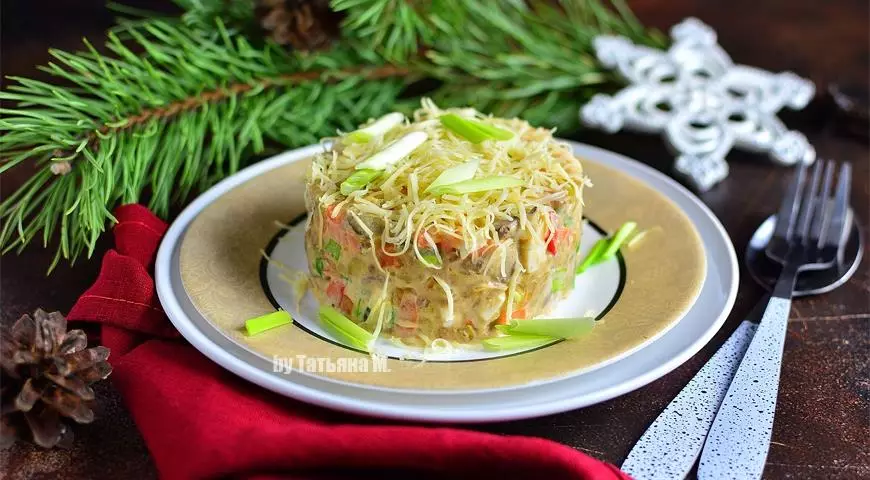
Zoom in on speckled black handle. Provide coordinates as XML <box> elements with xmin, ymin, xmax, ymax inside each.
<box><xmin>697</xmin><ymin>296</ymin><xmax>792</xmax><ymax>479</ymax></box>
<box><xmin>622</xmin><ymin>321</ymin><xmax>757</xmax><ymax>480</ymax></box>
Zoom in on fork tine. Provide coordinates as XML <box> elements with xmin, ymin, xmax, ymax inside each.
<box><xmin>773</xmin><ymin>162</ymin><xmax>807</xmax><ymax>243</ymax></box>
<box><xmin>825</xmin><ymin>162</ymin><xmax>852</xmax><ymax>248</ymax></box>
<box><xmin>796</xmin><ymin>159</ymin><xmax>824</xmax><ymax>242</ymax></box>
<box><xmin>810</xmin><ymin>160</ymin><xmax>835</xmax><ymax>246</ymax></box>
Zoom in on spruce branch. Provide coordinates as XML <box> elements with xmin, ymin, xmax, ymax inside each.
<box><xmin>1</xmin><ymin>18</ymin><xmax>409</xmax><ymax>270</ymax></box>
<box><xmin>1</xmin><ymin>0</ymin><xmax>663</xmax><ymax>270</ymax></box>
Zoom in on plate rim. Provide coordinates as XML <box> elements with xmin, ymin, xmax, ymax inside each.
<box><xmin>155</xmin><ymin>141</ymin><xmax>738</xmax><ymax>422</ymax></box>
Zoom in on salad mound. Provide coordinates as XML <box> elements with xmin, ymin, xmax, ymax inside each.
<box><xmin>304</xmin><ymin>100</ymin><xmax>587</xmax><ymax>346</ymax></box>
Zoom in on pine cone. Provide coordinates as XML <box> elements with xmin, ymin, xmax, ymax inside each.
<box><xmin>255</xmin><ymin>0</ymin><xmax>342</xmax><ymax>51</ymax></box>
<box><xmin>0</xmin><ymin>309</ymin><xmax>112</xmax><ymax>449</ymax></box>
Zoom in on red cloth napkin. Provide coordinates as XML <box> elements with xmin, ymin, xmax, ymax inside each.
<box><xmin>67</xmin><ymin>204</ymin><xmax>630</xmax><ymax>480</ymax></box>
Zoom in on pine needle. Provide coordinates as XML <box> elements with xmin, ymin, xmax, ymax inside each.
<box><xmin>0</xmin><ymin>0</ymin><xmax>664</xmax><ymax>270</ymax></box>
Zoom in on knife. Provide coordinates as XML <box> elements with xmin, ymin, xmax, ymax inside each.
<box><xmin>621</xmin><ymin>319</ymin><xmax>759</xmax><ymax>479</ymax></box>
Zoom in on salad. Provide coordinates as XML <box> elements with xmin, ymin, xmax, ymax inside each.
<box><xmin>304</xmin><ymin>100</ymin><xmax>588</xmax><ymax>347</ymax></box>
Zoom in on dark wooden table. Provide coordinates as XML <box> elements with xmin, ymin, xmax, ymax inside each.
<box><xmin>2</xmin><ymin>1</ymin><xmax>868</xmax><ymax>478</ymax></box>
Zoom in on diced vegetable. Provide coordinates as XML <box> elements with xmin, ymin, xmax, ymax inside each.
<box><xmin>482</xmin><ymin>334</ymin><xmax>557</xmax><ymax>351</ymax></box>
<box><xmin>326</xmin><ymin>280</ymin><xmax>345</xmax><ymax>303</ymax></box>
<box><xmin>600</xmin><ymin>221</ymin><xmax>637</xmax><ymax>259</ymax></box>
<box><xmin>398</xmin><ymin>292</ymin><xmax>419</xmax><ymax>323</ymax></box>
<box><xmin>498</xmin><ymin>303</ymin><xmax>527</xmax><ymax>324</ymax></box>
<box><xmin>377</xmin><ymin>250</ymin><xmax>401</xmax><ymax>268</ymax></box>
<box><xmin>576</xmin><ymin>238</ymin><xmax>607</xmax><ymax>274</ymax></box>
<box><xmin>324</xmin><ymin>239</ymin><xmax>342</xmax><ymax>261</ymax></box>
<box><xmin>346</xmin><ymin>112</ymin><xmax>405</xmax><ymax>143</ymax></box>
<box><xmin>547</xmin><ymin>227</ymin><xmax>572</xmax><ymax>255</ymax></box>
<box><xmin>425</xmin><ymin>158</ymin><xmax>480</xmax><ymax>193</ymax></box>
<box><xmin>355</xmin><ymin>131</ymin><xmax>428</xmax><ymax>170</ymax></box>
<box><xmin>551</xmin><ymin>268</ymin><xmax>571</xmax><ymax>293</ymax></box>
<box><xmin>503</xmin><ymin>316</ymin><xmax>595</xmax><ymax>339</ymax></box>
<box><xmin>245</xmin><ymin>310</ymin><xmax>293</xmax><ymax>336</ymax></box>
<box><xmin>339</xmin><ymin>295</ymin><xmax>354</xmax><ymax>315</ymax></box>
<box><xmin>319</xmin><ymin>305</ymin><xmax>374</xmax><ymax>351</ymax></box>
<box><xmin>420</xmin><ymin>250</ymin><xmax>442</xmax><ymax>267</ymax></box>
<box><xmin>340</xmin><ymin>169</ymin><xmax>381</xmax><ymax>195</ymax></box>
<box><xmin>314</xmin><ymin>257</ymin><xmax>325</xmax><ymax>276</ymax></box>
<box><xmin>430</xmin><ymin>176</ymin><xmax>523</xmax><ymax>195</ymax></box>
<box><xmin>439</xmin><ymin>114</ymin><xmax>514</xmax><ymax>143</ymax></box>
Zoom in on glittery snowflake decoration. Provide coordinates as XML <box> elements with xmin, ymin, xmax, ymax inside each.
<box><xmin>581</xmin><ymin>18</ymin><xmax>816</xmax><ymax>191</ymax></box>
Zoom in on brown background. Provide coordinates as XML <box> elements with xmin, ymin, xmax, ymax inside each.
<box><xmin>1</xmin><ymin>0</ymin><xmax>868</xmax><ymax>478</ymax></box>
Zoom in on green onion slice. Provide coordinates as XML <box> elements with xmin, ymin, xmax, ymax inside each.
<box><xmin>439</xmin><ymin>114</ymin><xmax>514</xmax><ymax>143</ymax></box>
<box><xmin>439</xmin><ymin>114</ymin><xmax>490</xmax><ymax>143</ymax></box>
<box><xmin>470</xmin><ymin>120</ymin><xmax>514</xmax><ymax>140</ymax></box>
<box><xmin>431</xmin><ymin>176</ymin><xmax>523</xmax><ymax>195</ymax></box>
<box><xmin>600</xmin><ymin>221</ymin><xmax>637</xmax><ymax>259</ymax></box>
<box><xmin>425</xmin><ymin>158</ymin><xmax>480</xmax><ymax>193</ymax></box>
<box><xmin>340</xmin><ymin>169</ymin><xmax>381</xmax><ymax>195</ymax></box>
<box><xmin>576</xmin><ymin>238</ymin><xmax>607</xmax><ymax>274</ymax></box>
<box><xmin>420</xmin><ymin>250</ymin><xmax>442</xmax><ymax>267</ymax></box>
<box><xmin>319</xmin><ymin>305</ymin><xmax>374</xmax><ymax>352</ymax></box>
<box><xmin>346</xmin><ymin>112</ymin><xmax>404</xmax><ymax>143</ymax></box>
<box><xmin>314</xmin><ymin>257</ymin><xmax>325</xmax><ymax>276</ymax></box>
<box><xmin>355</xmin><ymin>131</ymin><xmax>427</xmax><ymax>170</ymax></box>
<box><xmin>504</xmin><ymin>316</ymin><xmax>595</xmax><ymax>339</ymax></box>
<box><xmin>482</xmin><ymin>334</ymin><xmax>558</xmax><ymax>351</ymax></box>
<box><xmin>245</xmin><ymin>310</ymin><xmax>293</xmax><ymax>336</ymax></box>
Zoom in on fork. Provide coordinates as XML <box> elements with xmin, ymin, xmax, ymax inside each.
<box><xmin>697</xmin><ymin>159</ymin><xmax>852</xmax><ymax>479</ymax></box>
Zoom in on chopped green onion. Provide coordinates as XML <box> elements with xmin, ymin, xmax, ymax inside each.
<box><xmin>425</xmin><ymin>158</ymin><xmax>480</xmax><ymax>193</ymax></box>
<box><xmin>355</xmin><ymin>131</ymin><xmax>428</xmax><ymax>170</ymax></box>
<box><xmin>324</xmin><ymin>239</ymin><xmax>341</xmax><ymax>261</ymax></box>
<box><xmin>504</xmin><ymin>317</ymin><xmax>595</xmax><ymax>339</ymax></box>
<box><xmin>314</xmin><ymin>257</ymin><xmax>325</xmax><ymax>276</ymax></box>
<box><xmin>431</xmin><ymin>176</ymin><xmax>523</xmax><ymax>195</ymax></box>
<box><xmin>439</xmin><ymin>114</ymin><xmax>490</xmax><ymax>143</ymax></box>
<box><xmin>346</xmin><ymin>112</ymin><xmax>404</xmax><ymax>143</ymax></box>
<box><xmin>482</xmin><ymin>334</ymin><xmax>558</xmax><ymax>351</ymax></box>
<box><xmin>600</xmin><ymin>221</ymin><xmax>637</xmax><ymax>259</ymax></box>
<box><xmin>319</xmin><ymin>305</ymin><xmax>374</xmax><ymax>351</ymax></box>
<box><xmin>551</xmin><ymin>276</ymin><xmax>564</xmax><ymax>292</ymax></box>
<box><xmin>576</xmin><ymin>238</ymin><xmax>607</xmax><ymax>274</ymax></box>
<box><xmin>494</xmin><ymin>324</ymin><xmax>512</xmax><ymax>334</ymax></box>
<box><xmin>439</xmin><ymin>114</ymin><xmax>514</xmax><ymax>143</ymax></box>
<box><xmin>340</xmin><ymin>169</ymin><xmax>381</xmax><ymax>195</ymax></box>
<box><xmin>420</xmin><ymin>250</ymin><xmax>442</xmax><ymax>267</ymax></box>
<box><xmin>245</xmin><ymin>310</ymin><xmax>293</xmax><ymax>336</ymax></box>
<box><xmin>469</xmin><ymin>120</ymin><xmax>514</xmax><ymax>140</ymax></box>
<box><xmin>346</xmin><ymin>131</ymin><xmax>374</xmax><ymax>144</ymax></box>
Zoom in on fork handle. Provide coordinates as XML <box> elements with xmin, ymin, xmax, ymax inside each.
<box><xmin>698</xmin><ymin>266</ymin><xmax>797</xmax><ymax>479</ymax></box>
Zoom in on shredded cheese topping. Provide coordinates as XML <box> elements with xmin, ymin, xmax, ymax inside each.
<box><xmin>307</xmin><ymin>99</ymin><xmax>586</xmax><ymax>266</ymax></box>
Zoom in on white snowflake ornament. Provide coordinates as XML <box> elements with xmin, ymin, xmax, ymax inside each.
<box><xmin>581</xmin><ymin>17</ymin><xmax>816</xmax><ymax>191</ymax></box>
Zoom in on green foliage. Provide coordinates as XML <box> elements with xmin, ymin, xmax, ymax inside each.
<box><xmin>0</xmin><ymin>0</ymin><xmax>663</xmax><ymax>270</ymax></box>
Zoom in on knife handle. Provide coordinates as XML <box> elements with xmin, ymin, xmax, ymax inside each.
<box><xmin>698</xmin><ymin>296</ymin><xmax>792</xmax><ymax>479</ymax></box>
<box><xmin>621</xmin><ymin>321</ymin><xmax>757</xmax><ymax>480</ymax></box>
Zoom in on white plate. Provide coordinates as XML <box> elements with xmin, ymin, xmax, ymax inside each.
<box><xmin>155</xmin><ymin>141</ymin><xmax>738</xmax><ymax>422</ymax></box>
